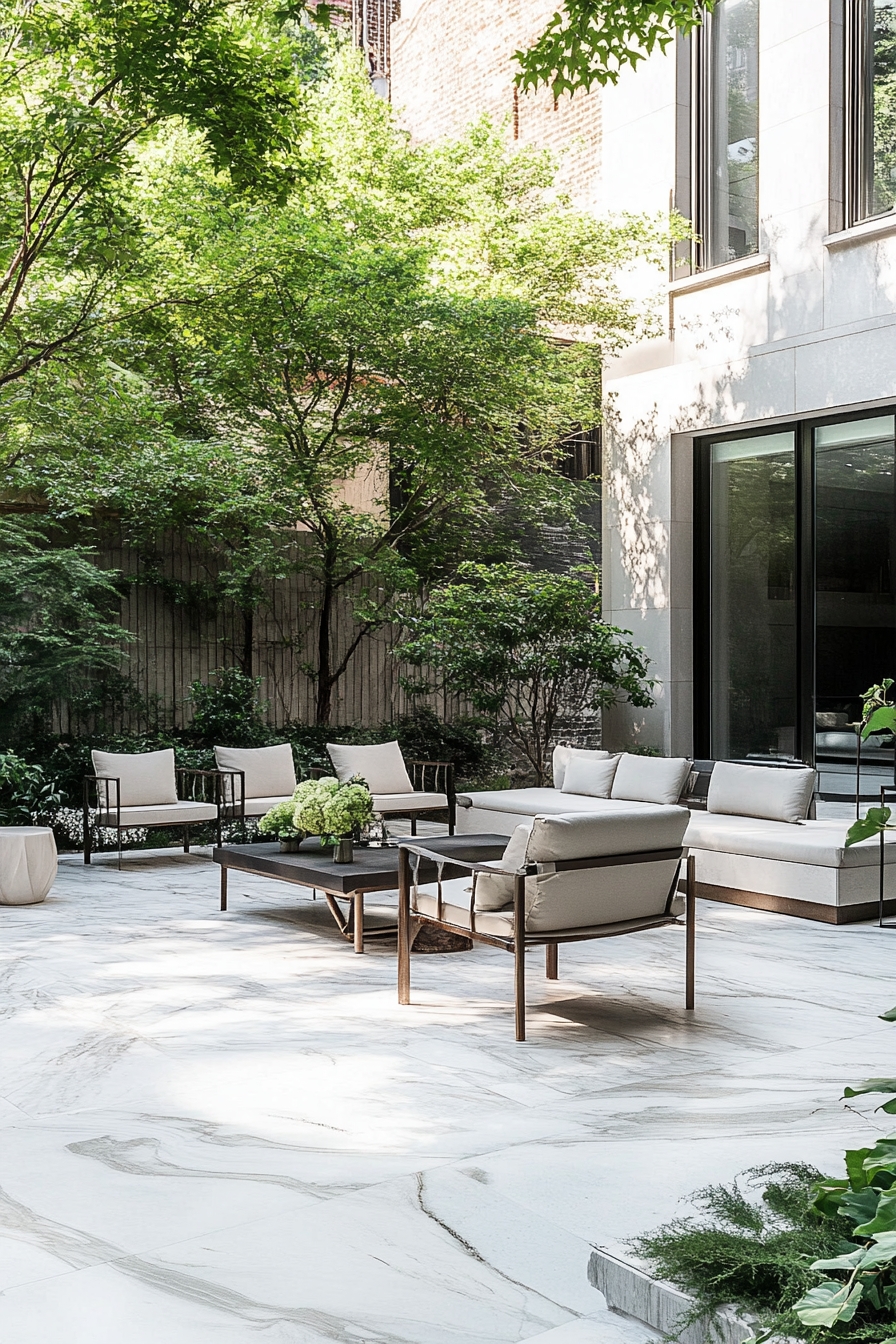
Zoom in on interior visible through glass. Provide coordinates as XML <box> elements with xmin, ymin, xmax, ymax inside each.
<box><xmin>707</xmin><ymin>0</ymin><xmax>760</xmax><ymax>266</ymax></box>
<box><xmin>815</xmin><ymin>416</ymin><xmax>896</xmax><ymax>800</ymax></box>
<box><xmin>710</xmin><ymin>431</ymin><xmax>796</xmax><ymax>761</ymax></box>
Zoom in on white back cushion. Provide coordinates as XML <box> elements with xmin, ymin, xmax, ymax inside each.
<box><xmin>327</xmin><ymin>741</ymin><xmax>413</xmax><ymax>794</ymax></box>
<box><xmin>561</xmin><ymin>753</ymin><xmax>619</xmax><ymax>798</ymax></box>
<box><xmin>214</xmin><ymin>744</ymin><xmax>296</xmax><ymax>801</ymax></box>
<box><xmin>552</xmin><ymin>745</ymin><xmax>610</xmax><ymax>790</ymax></box>
<box><xmin>92</xmin><ymin>748</ymin><xmax>177</xmax><ymax>807</ymax></box>
<box><xmin>610</xmin><ymin>754</ymin><xmax>691</xmax><ymax>806</ymax></box>
<box><xmin>707</xmin><ymin>761</ymin><xmax>815</xmax><ymax>824</ymax></box>
<box><xmin>471</xmin><ymin>807</ymin><xmax>688</xmax><ymax>914</ymax></box>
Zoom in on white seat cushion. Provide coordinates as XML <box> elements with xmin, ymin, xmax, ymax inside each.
<box><xmin>372</xmin><ymin>791</ymin><xmax>448</xmax><ymax>813</ymax></box>
<box><xmin>92</xmin><ymin>748</ymin><xmax>177</xmax><ymax>806</ymax></box>
<box><xmin>684</xmin><ymin>812</ymin><xmax>896</xmax><ymax>868</ymax></box>
<box><xmin>214</xmin><ymin>745</ymin><xmax>296</xmax><ymax>803</ymax></box>
<box><xmin>96</xmin><ymin>801</ymin><xmax>218</xmax><ymax>827</ymax></box>
<box><xmin>552</xmin><ymin>745</ymin><xmax>611</xmax><ymax>790</ymax></box>
<box><xmin>411</xmin><ymin>878</ymin><xmax>683</xmax><ymax>937</ymax></box>
<box><xmin>225</xmin><ymin>794</ymin><xmax>295</xmax><ymax>818</ymax></box>
<box><xmin>706</xmin><ymin>761</ymin><xmax>815</xmax><ymax>824</ymax></box>
<box><xmin>456</xmin><ymin>788</ymin><xmax>665</xmax><ymax>819</ymax></box>
<box><xmin>327</xmin><ymin>741</ymin><xmax>413</xmax><ymax>794</ymax></box>
<box><xmin>610</xmin><ymin>754</ymin><xmax>691</xmax><ymax>806</ymax></box>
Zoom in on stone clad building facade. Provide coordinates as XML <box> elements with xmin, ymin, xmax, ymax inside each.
<box><xmin>389</xmin><ymin>0</ymin><xmax>896</xmax><ymax>805</ymax></box>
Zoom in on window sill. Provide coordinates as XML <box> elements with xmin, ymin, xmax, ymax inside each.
<box><xmin>668</xmin><ymin>253</ymin><xmax>770</xmax><ymax>297</ymax></box>
<box><xmin>824</xmin><ymin>212</ymin><xmax>896</xmax><ymax>248</ymax></box>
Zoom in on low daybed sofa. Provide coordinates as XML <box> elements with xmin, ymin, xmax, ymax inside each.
<box><xmin>457</xmin><ymin>748</ymin><xmax>896</xmax><ymax>924</ymax></box>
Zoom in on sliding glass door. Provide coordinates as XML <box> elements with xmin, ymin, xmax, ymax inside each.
<box><xmin>697</xmin><ymin>412</ymin><xmax>896</xmax><ymax>798</ymax></box>
<box><xmin>707</xmin><ymin>431</ymin><xmax>797</xmax><ymax>760</ymax></box>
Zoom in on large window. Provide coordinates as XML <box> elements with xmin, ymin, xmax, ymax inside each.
<box><xmin>847</xmin><ymin>0</ymin><xmax>896</xmax><ymax>223</ymax></box>
<box><xmin>696</xmin><ymin>0</ymin><xmax>760</xmax><ymax>268</ymax></box>
<box><xmin>696</xmin><ymin>413</ymin><xmax>896</xmax><ymax>801</ymax></box>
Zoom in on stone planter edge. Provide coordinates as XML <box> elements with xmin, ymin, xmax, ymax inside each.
<box><xmin>588</xmin><ymin>1246</ymin><xmax>767</xmax><ymax>1344</ymax></box>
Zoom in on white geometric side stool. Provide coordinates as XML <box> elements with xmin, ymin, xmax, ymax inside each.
<box><xmin>0</xmin><ymin>827</ymin><xmax>58</xmax><ymax>905</ymax></box>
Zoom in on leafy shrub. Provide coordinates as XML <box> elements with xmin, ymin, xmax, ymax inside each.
<box><xmin>635</xmin><ymin>1007</ymin><xmax>896</xmax><ymax>1344</ymax></box>
<box><xmin>0</xmin><ymin>751</ymin><xmax>63</xmax><ymax>824</ymax></box>
<box><xmin>187</xmin><ymin>668</ymin><xmax>272</xmax><ymax>748</ymax></box>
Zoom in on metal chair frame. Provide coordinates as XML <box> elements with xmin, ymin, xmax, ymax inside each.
<box><xmin>398</xmin><ymin>841</ymin><xmax>696</xmax><ymax>1041</ymax></box>
<box><xmin>83</xmin><ymin>768</ymin><xmax>223</xmax><ymax>867</ymax></box>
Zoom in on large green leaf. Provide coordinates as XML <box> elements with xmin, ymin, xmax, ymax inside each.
<box><xmin>855</xmin><ymin>1189</ymin><xmax>896</xmax><ymax>1234</ymax></box>
<box><xmin>844</xmin><ymin>1081</ymin><xmax>896</xmax><ymax>1099</ymax></box>
<box><xmin>810</xmin><ymin>1177</ymin><xmax>850</xmax><ymax>1216</ymax></box>
<box><xmin>845</xmin><ymin>807</ymin><xmax>892</xmax><ymax>846</ymax></box>
<box><xmin>863</xmin><ymin>705</ymin><xmax>896</xmax><ymax>739</ymax></box>
<box><xmin>880</xmin><ymin>1006</ymin><xmax>896</xmax><ymax>1022</ymax></box>
<box><xmin>793</xmin><ymin>1279</ymin><xmax>864</xmax><ymax>1326</ymax></box>
<box><xmin>840</xmin><ymin>1187</ymin><xmax>882</xmax><ymax>1227</ymax></box>
<box><xmin>844</xmin><ymin>1147</ymin><xmax>874</xmax><ymax>1186</ymax></box>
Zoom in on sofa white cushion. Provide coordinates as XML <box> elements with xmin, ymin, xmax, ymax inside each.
<box><xmin>684</xmin><ymin>812</ymin><xmax>896</xmax><ymax>868</ymax></box>
<box><xmin>456</xmin><ymin>788</ymin><xmax>664</xmax><ymax>819</ymax></box>
<box><xmin>610</xmin><ymin>754</ymin><xmax>691</xmax><ymax>806</ymax></box>
<box><xmin>92</xmin><ymin>748</ymin><xmax>177</xmax><ymax>807</ymax></box>
<box><xmin>561</xmin><ymin>753</ymin><xmax>619</xmax><ymax>798</ymax></box>
<box><xmin>327</xmin><ymin>741</ymin><xmax>413</xmax><ymax>794</ymax></box>
<box><xmin>707</xmin><ymin>761</ymin><xmax>815</xmax><ymax>824</ymax></box>
<box><xmin>214</xmin><ymin>744</ymin><xmax>296</xmax><ymax>803</ymax></box>
<box><xmin>227</xmin><ymin>794</ymin><xmax>295</xmax><ymax>818</ymax></box>
<box><xmin>412</xmin><ymin>880</ymin><xmax>680</xmax><ymax>938</ymax></box>
<box><xmin>552</xmin><ymin>745</ymin><xmax>611</xmax><ymax>790</ymax></box>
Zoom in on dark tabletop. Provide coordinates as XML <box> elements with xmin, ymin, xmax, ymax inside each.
<box><xmin>212</xmin><ymin>834</ymin><xmax>509</xmax><ymax>895</ymax></box>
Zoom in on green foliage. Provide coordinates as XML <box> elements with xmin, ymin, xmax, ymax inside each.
<box><xmin>0</xmin><ymin>0</ymin><xmax>319</xmax><ymax>398</ymax></box>
<box><xmin>187</xmin><ymin>668</ymin><xmax>272</xmax><ymax>748</ymax></box>
<box><xmin>258</xmin><ymin>794</ymin><xmax>304</xmax><ymax>841</ymax></box>
<box><xmin>394</xmin><ymin>563</ymin><xmax>653</xmax><ymax>784</ymax></box>
<box><xmin>845</xmin><ymin>683</ymin><xmax>896</xmax><ymax>847</ymax></box>
<box><xmin>514</xmin><ymin>0</ymin><xmax>716</xmax><ymax>97</ymax></box>
<box><xmin>637</xmin><ymin>1009</ymin><xmax>896</xmax><ymax>1344</ymax></box>
<box><xmin>0</xmin><ymin>750</ymin><xmax>62</xmax><ymax>824</ymax></box>
<box><xmin>292</xmin><ymin>776</ymin><xmax>372</xmax><ymax>844</ymax></box>
<box><xmin>0</xmin><ymin>517</ymin><xmax>129</xmax><ymax>743</ymax></box>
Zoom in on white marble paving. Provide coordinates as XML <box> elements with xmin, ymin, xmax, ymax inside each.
<box><xmin>0</xmin><ymin>843</ymin><xmax>893</xmax><ymax>1341</ymax></box>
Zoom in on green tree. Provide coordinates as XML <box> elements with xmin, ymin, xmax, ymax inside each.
<box><xmin>394</xmin><ymin>563</ymin><xmax>654</xmax><ymax>785</ymax></box>
<box><xmin>515</xmin><ymin>0</ymin><xmax>716</xmax><ymax>97</ymax></box>
<box><xmin>0</xmin><ymin>0</ymin><xmax>320</xmax><ymax>404</ymax></box>
<box><xmin>0</xmin><ymin>517</ymin><xmax>128</xmax><ymax>743</ymax></box>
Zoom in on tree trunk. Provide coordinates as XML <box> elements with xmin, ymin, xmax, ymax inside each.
<box><xmin>241</xmin><ymin>606</ymin><xmax>253</xmax><ymax>678</ymax></box>
<box><xmin>315</xmin><ymin>578</ymin><xmax>334</xmax><ymax>724</ymax></box>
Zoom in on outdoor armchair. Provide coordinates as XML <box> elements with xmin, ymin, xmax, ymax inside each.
<box><xmin>83</xmin><ymin>748</ymin><xmax>221</xmax><ymax>865</ymax></box>
<box><xmin>325</xmin><ymin>741</ymin><xmax>456</xmax><ymax>834</ymax></box>
<box><xmin>398</xmin><ymin>808</ymin><xmax>695</xmax><ymax>1040</ymax></box>
<box><xmin>213</xmin><ymin>743</ymin><xmax>297</xmax><ymax>821</ymax></box>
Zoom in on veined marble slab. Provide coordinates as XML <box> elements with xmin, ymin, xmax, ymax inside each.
<box><xmin>0</xmin><ymin>845</ymin><xmax>890</xmax><ymax>1340</ymax></box>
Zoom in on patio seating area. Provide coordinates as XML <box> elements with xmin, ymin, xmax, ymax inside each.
<box><xmin>0</xmin><ymin>838</ymin><xmax>890</xmax><ymax>1342</ymax></box>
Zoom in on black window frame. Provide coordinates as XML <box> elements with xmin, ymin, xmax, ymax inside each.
<box><xmin>693</xmin><ymin>406</ymin><xmax>896</xmax><ymax>764</ymax></box>
<box><xmin>845</xmin><ymin>0</ymin><xmax>896</xmax><ymax>226</ymax></box>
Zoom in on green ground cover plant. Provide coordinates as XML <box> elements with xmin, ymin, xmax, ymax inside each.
<box><xmin>635</xmin><ymin>1008</ymin><xmax>896</xmax><ymax>1344</ymax></box>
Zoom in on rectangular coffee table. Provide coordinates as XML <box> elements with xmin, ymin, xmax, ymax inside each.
<box><xmin>212</xmin><ymin>835</ymin><xmax>508</xmax><ymax>953</ymax></box>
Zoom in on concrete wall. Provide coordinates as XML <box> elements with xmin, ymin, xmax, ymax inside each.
<box><xmin>601</xmin><ymin>0</ymin><xmax>896</xmax><ymax>753</ymax></box>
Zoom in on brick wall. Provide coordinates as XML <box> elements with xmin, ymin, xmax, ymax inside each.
<box><xmin>390</xmin><ymin>0</ymin><xmax>602</xmax><ymax>211</ymax></box>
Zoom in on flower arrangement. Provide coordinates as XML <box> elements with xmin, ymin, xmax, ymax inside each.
<box><xmin>258</xmin><ymin>796</ymin><xmax>304</xmax><ymax>843</ymax></box>
<box><xmin>292</xmin><ymin>776</ymin><xmax>373</xmax><ymax>846</ymax></box>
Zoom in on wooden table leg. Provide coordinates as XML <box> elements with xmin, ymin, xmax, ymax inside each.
<box><xmin>354</xmin><ymin>891</ymin><xmax>364</xmax><ymax>954</ymax></box>
<box><xmin>220</xmin><ymin>865</ymin><xmax>227</xmax><ymax>911</ymax></box>
<box><xmin>546</xmin><ymin>943</ymin><xmax>558</xmax><ymax>979</ymax></box>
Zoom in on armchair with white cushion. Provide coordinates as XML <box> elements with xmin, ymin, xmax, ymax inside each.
<box><xmin>398</xmin><ymin>807</ymin><xmax>694</xmax><ymax>1040</ymax></box>
<box><xmin>83</xmin><ymin>748</ymin><xmax>221</xmax><ymax>864</ymax></box>
<box><xmin>325</xmin><ymin>741</ymin><xmax>455</xmax><ymax>834</ymax></box>
<box><xmin>213</xmin><ymin>743</ymin><xmax>297</xmax><ymax>821</ymax></box>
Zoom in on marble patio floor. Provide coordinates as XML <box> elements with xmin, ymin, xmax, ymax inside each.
<box><xmin>0</xmin><ymin>843</ymin><xmax>894</xmax><ymax>1342</ymax></box>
